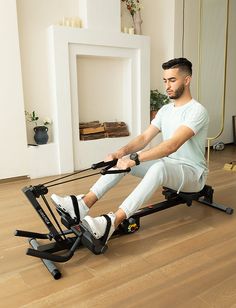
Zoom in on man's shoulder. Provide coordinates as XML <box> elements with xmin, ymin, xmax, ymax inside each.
<box><xmin>189</xmin><ymin>99</ymin><xmax>209</xmax><ymax>116</ymax></box>
<box><xmin>160</xmin><ymin>102</ymin><xmax>174</xmax><ymax>112</ymax></box>
<box><xmin>191</xmin><ymin>99</ymin><xmax>207</xmax><ymax>111</ymax></box>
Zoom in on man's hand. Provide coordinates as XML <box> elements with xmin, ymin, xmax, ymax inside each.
<box><xmin>117</xmin><ymin>156</ymin><xmax>136</xmax><ymax>170</ymax></box>
<box><xmin>105</xmin><ymin>149</ymin><xmax>126</xmax><ymax>162</ymax></box>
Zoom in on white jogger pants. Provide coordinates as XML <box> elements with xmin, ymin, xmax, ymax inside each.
<box><xmin>90</xmin><ymin>157</ymin><xmax>207</xmax><ymax>218</ymax></box>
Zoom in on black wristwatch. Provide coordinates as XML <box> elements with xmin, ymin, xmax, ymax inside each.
<box><xmin>130</xmin><ymin>153</ymin><xmax>140</xmax><ymax>165</ymax></box>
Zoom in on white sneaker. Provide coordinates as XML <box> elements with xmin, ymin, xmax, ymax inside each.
<box><xmin>51</xmin><ymin>194</ymin><xmax>89</xmax><ymax>221</ymax></box>
<box><xmin>82</xmin><ymin>213</ymin><xmax>116</xmax><ymax>243</ymax></box>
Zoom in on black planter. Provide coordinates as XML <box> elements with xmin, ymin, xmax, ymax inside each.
<box><xmin>34</xmin><ymin>126</ymin><xmax>49</xmax><ymax>145</ymax></box>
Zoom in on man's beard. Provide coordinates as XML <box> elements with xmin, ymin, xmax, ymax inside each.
<box><xmin>168</xmin><ymin>84</ymin><xmax>185</xmax><ymax>99</ymax></box>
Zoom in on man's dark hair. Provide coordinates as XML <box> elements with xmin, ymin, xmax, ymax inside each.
<box><xmin>162</xmin><ymin>58</ymin><xmax>192</xmax><ymax>76</ymax></box>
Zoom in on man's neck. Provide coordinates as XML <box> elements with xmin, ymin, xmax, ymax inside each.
<box><xmin>173</xmin><ymin>94</ymin><xmax>192</xmax><ymax>107</ymax></box>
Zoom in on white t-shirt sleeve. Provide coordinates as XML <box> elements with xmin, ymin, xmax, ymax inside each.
<box><xmin>182</xmin><ymin>106</ymin><xmax>209</xmax><ymax>135</ymax></box>
<box><xmin>151</xmin><ymin>106</ymin><xmax>164</xmax><ymax>131</ymax></box>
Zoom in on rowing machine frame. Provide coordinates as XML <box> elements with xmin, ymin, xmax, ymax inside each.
<box><xmin>15</xmin><ymin>160</ymin><xmax>234</xmax><ymax>279</ymax></box>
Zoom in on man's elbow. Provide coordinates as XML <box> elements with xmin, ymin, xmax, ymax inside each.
<box><xmin>165</xmin><ymin>142</ymin><xmax>180</xmax><ymax>155</ymax></box>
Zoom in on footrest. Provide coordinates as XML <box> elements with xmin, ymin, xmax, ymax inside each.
<box><xmin>71</xmin><ymin>224</ymin><xmax>108</xmax><ymax>255</ymax></box>
<box><xmin>56</xmin><ymin>208</ymin><xmax>77</xmax><ymax>229</ymax></box>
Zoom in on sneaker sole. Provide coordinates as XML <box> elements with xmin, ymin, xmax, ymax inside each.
<box><xmin>82</xmin><ymin>216</ymin><xmax>101</xmax><ymax>239</ymax></box>
<box><xmin>51</xmin><ymin>198</ymin><xmax>68</xmax><ymax>214</ymax></box>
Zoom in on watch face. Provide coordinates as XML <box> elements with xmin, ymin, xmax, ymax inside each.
<box><xmin>130</xmin><ymin>153</ymin><xmax>138</xmax><ymax>160</ymax></box>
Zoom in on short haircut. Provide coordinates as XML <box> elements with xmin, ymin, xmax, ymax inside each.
<box><xmin>162</xmin><ymin>58</ymin><xmax>192</xmax><ymax>76</ymax></box>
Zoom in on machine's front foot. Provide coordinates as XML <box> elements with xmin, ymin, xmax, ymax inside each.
<box><xmin>71</xmin><ymin>224</ymin><xmax>108</xmax><ymax>255</ymax></box>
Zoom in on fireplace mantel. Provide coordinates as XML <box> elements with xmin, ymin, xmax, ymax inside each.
<box><xmin>48</xmin><ymin>25</ymin><xmax>150</xmax><ymax>173</ymax></box>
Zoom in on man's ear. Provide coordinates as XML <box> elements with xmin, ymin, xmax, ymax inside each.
<box><xmin>185</xmin><ymin>75</ymin><xmax>192</xmax><ymax>86</ymax></box>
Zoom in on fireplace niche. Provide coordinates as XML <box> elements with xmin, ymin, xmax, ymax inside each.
<box><xmin>49</xmin><ymin>25</ymin><xmax>150</xmax><ymax>173</ymax></box>
<box><xmin>76</xmin><ymin>55</ymin><xmax>130</xmax><ymax>141</ymax></box>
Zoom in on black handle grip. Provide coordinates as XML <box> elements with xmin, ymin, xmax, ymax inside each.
<box><xmin>26</xmin><ymin>248</ymin><xmax>74</xmax><ymax>263</ymax></box>
<box><xmin>91</xmin><ymin>159</ymin><xmax>118</xmax><ymax>170</ymax></box>
<box><xmin>101</xmin><ymin>167</ymin><xmax>131</xmax><ymax>175</ymax></box>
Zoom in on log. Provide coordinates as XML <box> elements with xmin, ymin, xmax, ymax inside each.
<box><xmin>79</xmin><ymin>121</ymin><xmax>129</xmax><ymax>140</ymax></box>
<box><xmin>80</xmin><ymin>126</ymin><xmax>105</xmax><ymax>135</ymax></box>
<box><xmin>79</xmin><ymin>121</ymin><xmax>101</xmax><ymax>129</ymax></box>
<box><xmin>80</xmin><ymin>132</ymin><xmax>106</xmax><ymax>141</ymax></box>
<box><xmin>104</xmin><ymin>127</ymin><xmax>129</xmax><ymax>133</ymax></box>
<box><xmin>103</xmin><ymin>122</ymin><xmax>126</xmax><ymax>129</ymax></box>
<box><xmin>105</xmin><ymin>131</ymin><xmax>129</xmax><ymax>138</ymax></box>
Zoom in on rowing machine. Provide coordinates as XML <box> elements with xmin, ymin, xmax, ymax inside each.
<box><xmin>15</xmin><ymin>160</ymin><xmax>234</xmax><ymax>279</ymax></box>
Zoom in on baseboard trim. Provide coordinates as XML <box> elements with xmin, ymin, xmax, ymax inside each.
<box><xmin>0</xmin><ymin>175</ymin><xmax>29</xmax><ymax>184</ymax></box>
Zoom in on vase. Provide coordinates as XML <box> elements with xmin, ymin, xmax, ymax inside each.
<box><xmin>34</xmin><ymin>126</ymin><xmax>49</xmax><ymax>145</ymax></box>
<box><xmin>133</xmin><ymin>10</ymin><xmax>143</xmax><ymax>35</ymax></box>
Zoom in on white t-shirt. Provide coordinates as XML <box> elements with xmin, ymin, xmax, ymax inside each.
<box><xmin>151</xmin><ymin>99</ymin><xmax>209</xmax><ymax>178</ymax></box>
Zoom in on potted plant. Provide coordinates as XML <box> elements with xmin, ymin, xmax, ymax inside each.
<box><xmin>25</xmin><ymin>110</ymin><xmax>52</xmax><ymax>145</ymax></box>
<box><xmin>150</xmin><ymin>89</ymin><xmax>170</xmax><ymax>120</ymax></box>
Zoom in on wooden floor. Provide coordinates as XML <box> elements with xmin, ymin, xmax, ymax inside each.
<box><xmin>0</xmin><ymin>145</ymin><xmax>236</xmax><ymax>308</ymax></box>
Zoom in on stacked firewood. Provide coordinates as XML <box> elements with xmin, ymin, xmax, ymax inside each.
<box><xmin>79</xmin><ymin>121</ymin><xmax>129</xmax><ymax>141</ymax></box>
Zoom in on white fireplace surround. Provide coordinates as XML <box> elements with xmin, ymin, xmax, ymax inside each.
<box><xmin>48</xmin><ymin>25</ymin><xmax>150</xmax><ymax>173</ymax></box>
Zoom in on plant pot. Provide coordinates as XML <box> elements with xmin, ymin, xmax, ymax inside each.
<box><xmin>34</xmin><ymin>126</ymin><xmax>49</xmax><ymax>145</ymax></box>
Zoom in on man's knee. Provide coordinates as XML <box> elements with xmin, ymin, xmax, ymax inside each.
<box><xmin>145</xmin><ymin>160</ymin><xmax>166</xmax><ymax>183</ymax></box>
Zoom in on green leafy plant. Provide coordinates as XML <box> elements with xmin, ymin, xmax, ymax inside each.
<box><xmin>150</xmin><ymin>89</ymin><xmax>170</xmax><ymax>111</ymax></box>
<box><xmin>25</xmin><ymin>110</ymin><xmax>52</xmax><ymax>127</ymax></box>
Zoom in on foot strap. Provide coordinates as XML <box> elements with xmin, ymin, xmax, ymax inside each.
<box><xmin>100</xmin><ymin>214</ymin><xmax>111</xmax><ymax>245</ymax></box>
<box><xmin>70</xmin><ymin>195</ymin><xmax>80</xmax><ymax>223</ymax></box>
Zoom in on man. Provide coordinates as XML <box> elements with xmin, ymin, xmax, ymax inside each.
<box><xmin>51</xmin><ymin>57</ymin><xmax>209</xmax><ymax>244</ymax></box>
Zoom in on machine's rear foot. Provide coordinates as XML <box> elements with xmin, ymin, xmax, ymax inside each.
<box><xmin>226</xmin><ymin>207</ymin><xmax>234</xmax><ymax>215</ymax></box>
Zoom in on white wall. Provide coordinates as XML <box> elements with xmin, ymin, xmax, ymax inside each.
<box><xmin>223</xmin><ymin>0</ymin><xmax>236</xmax><ymax>144</ymax></box>
<box><xmin>16</xmin><ymin>0</ymin><xmax>175</xmax><ymax>177</ymax></box>
<box><xmin>121</xmin><ymin>0</ymin><xmax>175</xmax><ymax>93</ymax></box>
<box><xmin>3</xmin><ymin>0</ymin><xmax>234</xmax><ymax>179</ymax></box>
<box><xmin>17</xmin><ymin>0</ymin><xmax>80</xmax><ymax>143</ymax></box>
<box><xmin>0</xmin><ymin>0</ymin><xmax>28</xmax><ymax>179</ymax></box>
<box><xmin>174</xmin><ymin>0</ymin><xmax>236</xmax><ymax>145</ymax></box>
<box><xmin>121</xmin><ymin>0</ymin><xmax>176</xmax><ymax>146</ymax></box>
<box><xmin>17</xmin><ymin>0</ymin><xmax>175</xmax><ymax>145</ymax></box>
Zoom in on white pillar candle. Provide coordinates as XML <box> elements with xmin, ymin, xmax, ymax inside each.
<box><xmin>62</xmin><ymin>17</ymin><xmax>66</xmax><ymax>26</ymax></box>
<box><xmin>76</xmin><ymin>17</ymin><xmax>81</xmax><ymax>27</ymax></box>
<box><xmin>71</xmin><ymin>19</ymin><xmax>76</xmax><ymax>27</ymax></box>
<box><xmin>129</xmin><ymin>27</ymin><xmax>134</xmax><ymax>35</ymax></box>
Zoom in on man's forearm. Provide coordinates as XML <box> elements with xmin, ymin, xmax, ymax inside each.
<box><xmin>139</xmin><ymin>139</ymin><xmax>176</xmax><ymax>162</ymax></box>
<box><xmin>138</xmin><ymin>125</ymin><xmax>194</xmax><ymax>163</ymax></box>
<box><xmin>118</xmin><ymin>134</ymin><xmax>149</xmax><ymax>157</ymax></box>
